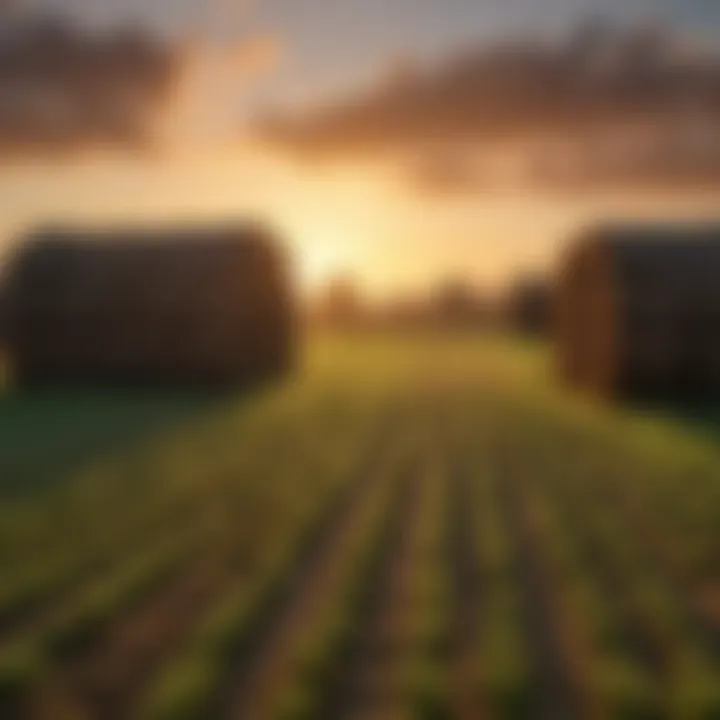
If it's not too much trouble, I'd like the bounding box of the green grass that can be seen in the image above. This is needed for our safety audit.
[2,331,720,718]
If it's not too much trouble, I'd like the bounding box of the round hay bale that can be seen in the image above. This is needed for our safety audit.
[556,223,720,400]
[1,223,297,387]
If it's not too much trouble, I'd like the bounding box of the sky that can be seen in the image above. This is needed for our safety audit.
[23,0,720,111]
[1,0,720,297]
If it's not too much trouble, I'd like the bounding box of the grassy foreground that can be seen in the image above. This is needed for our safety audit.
[1,332,719,719]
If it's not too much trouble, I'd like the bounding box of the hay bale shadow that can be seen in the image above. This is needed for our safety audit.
[0,379,271,497]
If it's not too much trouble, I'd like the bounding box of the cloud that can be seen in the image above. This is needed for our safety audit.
[226,35,283,78]
[0,16,186,158]
[0,4,285,160]
[169,33,284,145]
[405,123,720,195]
[256,19,720,190]
[405,148,490,195]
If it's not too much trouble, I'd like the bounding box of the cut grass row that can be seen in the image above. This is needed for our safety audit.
[271,442,412,720]
[139,405,415,720]
[404,452,453,720]
[472,454,531,719]
[0,388,397,716]
[522,482,661,718]
[496,388,720,590]
[0,381,382,616]
[543,474,720,716]
[482,390,720,717]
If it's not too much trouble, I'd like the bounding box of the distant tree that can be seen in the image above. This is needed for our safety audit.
[317,274,365,329]
[506,275,551,337]
[432,279,487,329]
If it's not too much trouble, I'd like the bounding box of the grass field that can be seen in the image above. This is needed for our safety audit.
[1,332,720,719]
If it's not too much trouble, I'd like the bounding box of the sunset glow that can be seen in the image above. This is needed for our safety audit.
[1,1,720,301]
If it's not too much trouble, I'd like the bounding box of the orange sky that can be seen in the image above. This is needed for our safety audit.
[2,5,720,299]
[1,146,719,301]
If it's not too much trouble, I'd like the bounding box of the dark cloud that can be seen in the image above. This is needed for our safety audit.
[0,15,185,157]
[257,20,720,190]
[526,126,720,192]
[405,148,490,195]
[407,124,720,195]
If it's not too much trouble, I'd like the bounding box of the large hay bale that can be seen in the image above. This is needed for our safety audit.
[556,223,720,400]
[2,223,296,387]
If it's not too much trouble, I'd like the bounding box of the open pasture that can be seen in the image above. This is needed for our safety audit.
[1,333,719,719]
